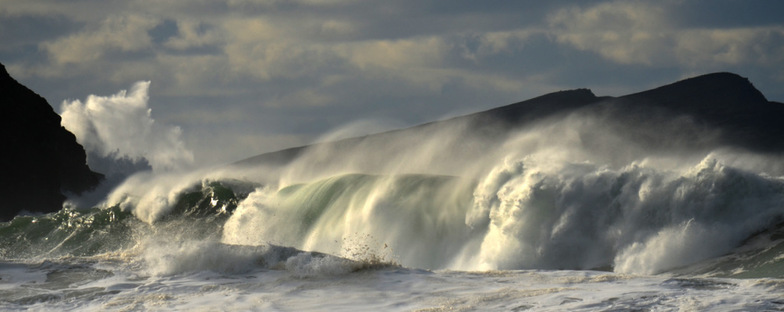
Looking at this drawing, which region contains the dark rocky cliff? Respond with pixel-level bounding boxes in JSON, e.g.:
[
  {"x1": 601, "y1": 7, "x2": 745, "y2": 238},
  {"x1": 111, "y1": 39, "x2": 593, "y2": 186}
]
[{"x1": 0, "y1": 63, "x2": 102, "y2": 221}]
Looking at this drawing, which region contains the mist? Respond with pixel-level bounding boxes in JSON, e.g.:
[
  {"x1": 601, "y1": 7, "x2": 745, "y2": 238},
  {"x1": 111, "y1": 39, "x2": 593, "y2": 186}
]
[
  {"x1": 58, "y1": 81, "x2": 196, "y2": 208},
  {"x1": 228, "y1": 108, "x2": 784, "y2": 272},
  {"x1": 60, "y1": 81, "x2": 194, "y2": 173},
  {"x1": 81, "y1": 98, "x2": 784, "y2": 274}
]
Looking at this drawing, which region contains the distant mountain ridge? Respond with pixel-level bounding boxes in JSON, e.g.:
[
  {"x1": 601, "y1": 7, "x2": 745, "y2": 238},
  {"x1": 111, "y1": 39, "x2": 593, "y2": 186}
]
[
  {"x1": 236, "y1": 72, "x2": 783, "y2": 167},
  {"x1": 617, "y1": 72, "x2": 782, "y2": 151},
  {"x1": 0, "y1": 63, "x2": 102, "y2": 221}
]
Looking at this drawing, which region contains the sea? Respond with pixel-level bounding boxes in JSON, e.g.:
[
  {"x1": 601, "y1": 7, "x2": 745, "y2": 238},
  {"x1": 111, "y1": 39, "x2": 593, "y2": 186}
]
[{"x1": 2, "y1": 114, "x2": 784, "y2": 311}]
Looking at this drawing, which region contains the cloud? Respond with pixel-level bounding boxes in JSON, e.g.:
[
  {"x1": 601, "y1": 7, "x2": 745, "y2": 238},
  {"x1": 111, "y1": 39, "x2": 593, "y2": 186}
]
[
  {"x1": 548, "y1": 1, "x2": 784, "y2": 68},
  {"x1": 674, "y1": 27, "x2": 784, "y2": 67},
  {"x1": 41, "y1": 15, "x2": 158, "y2": 64},
  {"x1": 343, "y1": 37, "x2": 448, "y2": 70},
  {"x1": 220, "y1": 17, "x2": 346, "y2": 82},
  {"x1": 23, "y1": 1, "x2": 545, "y2": 100},
  {"x1": 469, "y1": 29, "x2": 543, "y2": 57},
  {"x1": 163, "y1": 20, "x2": 223, "y2": 51},
  {"x1": 548, "y1": 1, "x2": 674, "y2": 65}
]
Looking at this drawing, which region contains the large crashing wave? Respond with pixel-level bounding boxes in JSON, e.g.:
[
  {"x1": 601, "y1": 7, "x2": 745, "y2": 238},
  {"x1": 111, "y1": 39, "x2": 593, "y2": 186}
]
[
  {"x1": 469, "y1": 155, "x2": 784, "y2": 274},
  {"x1": 11, "y1": 81, "x2": 780, "y2": 277},
  {"x1": 214, "y1": 155, "x2": 784, "y2": 274},
  {"x1": 69, "y1": 107, "x2": 784, "y2": 276}
]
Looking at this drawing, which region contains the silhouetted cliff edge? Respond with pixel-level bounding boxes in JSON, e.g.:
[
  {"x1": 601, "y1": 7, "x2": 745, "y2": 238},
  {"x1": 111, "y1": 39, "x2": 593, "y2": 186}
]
[{"x1": 0, "y1": 63, "x2": 102, "y2": 221}]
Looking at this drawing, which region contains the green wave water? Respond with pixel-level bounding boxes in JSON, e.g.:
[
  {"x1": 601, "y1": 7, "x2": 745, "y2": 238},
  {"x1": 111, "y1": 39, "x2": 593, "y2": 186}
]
[
  {"x1": 0, "y1": 179, "x2": 255, "y2": 260},
  {"x1": 2, "y1": 168, "x2": 784, "y2": 278}
]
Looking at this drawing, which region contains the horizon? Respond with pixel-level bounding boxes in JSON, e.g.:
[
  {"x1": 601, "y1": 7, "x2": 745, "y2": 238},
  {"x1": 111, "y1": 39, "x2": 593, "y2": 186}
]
[{"x1": 2, "y1": 1, "x2": 783, "y2": 166}]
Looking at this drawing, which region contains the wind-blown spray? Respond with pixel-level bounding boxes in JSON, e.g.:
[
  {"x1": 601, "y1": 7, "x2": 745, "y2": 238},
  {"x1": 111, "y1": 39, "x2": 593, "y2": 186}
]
[{"x1": 60, "y1": 81, "x2": 193, "y2": 173}]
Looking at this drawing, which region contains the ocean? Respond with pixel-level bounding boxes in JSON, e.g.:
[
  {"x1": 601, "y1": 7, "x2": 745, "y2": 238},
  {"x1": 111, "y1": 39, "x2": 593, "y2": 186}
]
[{"x1": 2, "y1": 113, "x2": 784, "y2": 311}]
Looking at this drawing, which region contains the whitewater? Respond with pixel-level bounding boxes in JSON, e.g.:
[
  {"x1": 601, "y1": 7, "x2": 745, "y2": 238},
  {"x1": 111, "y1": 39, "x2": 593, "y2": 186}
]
[{"x1": 2, "y1": 82, "x2": 784, "y2": 311}]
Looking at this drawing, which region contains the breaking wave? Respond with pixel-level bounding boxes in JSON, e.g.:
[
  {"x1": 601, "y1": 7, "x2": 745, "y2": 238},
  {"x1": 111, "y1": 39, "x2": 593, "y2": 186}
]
[{"x1": 4, "y1": 101, "x2": 784, "y2": 278}]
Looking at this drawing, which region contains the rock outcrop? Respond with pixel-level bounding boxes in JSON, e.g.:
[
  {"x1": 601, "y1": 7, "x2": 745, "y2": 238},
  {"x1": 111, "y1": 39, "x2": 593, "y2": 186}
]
[{"x1": 0, "y1": 63, "x2": 102, "y2": 221}]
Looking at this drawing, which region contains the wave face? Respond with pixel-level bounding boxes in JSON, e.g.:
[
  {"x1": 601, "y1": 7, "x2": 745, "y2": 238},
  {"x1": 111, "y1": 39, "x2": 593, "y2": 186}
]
[
  {"x1": 217, "y1": 155, "x2": 784, "y2": 275},
  {"x1": 223, "y1": 173, "x2": 475, "y2": 270},
  {"x1": 468, "y1": 156, "x2": 784, "y2": 274},
  {"x1": 3, "y1": 112, "x2": 784, "y2": 278},
  {"x1": 0, "y1": 206, "x2": 136, "y2": 259}
]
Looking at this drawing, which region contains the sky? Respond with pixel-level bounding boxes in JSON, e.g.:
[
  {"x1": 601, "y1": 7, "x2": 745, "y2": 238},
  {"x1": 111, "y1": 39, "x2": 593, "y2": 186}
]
[{"x1": 2, "y1": 0, "x2": 783, "y2": 167}]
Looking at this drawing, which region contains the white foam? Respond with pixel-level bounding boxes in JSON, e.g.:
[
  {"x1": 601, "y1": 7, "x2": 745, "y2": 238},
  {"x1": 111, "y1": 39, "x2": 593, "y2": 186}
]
[
  {"x1": 60, "y1": 81, "x2": 193, "y2": 172},
  {"x1": 3, "y1": 259, "x2": 783, "y2": 311},
  {"x1": 141, "y1": 240, "x2": 265, "y2": 276},
  {"x1": 471, "y1": 155, "x2": 784, "y2": 273},
  {"x1": 284, "y1": 252, "x2": 355, "y2": 277}
]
